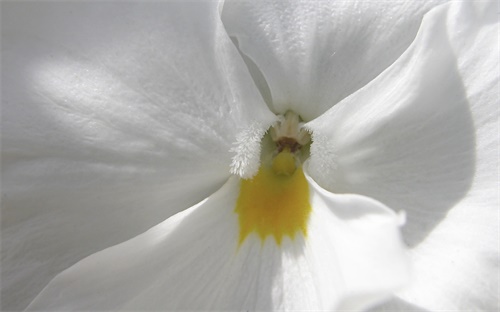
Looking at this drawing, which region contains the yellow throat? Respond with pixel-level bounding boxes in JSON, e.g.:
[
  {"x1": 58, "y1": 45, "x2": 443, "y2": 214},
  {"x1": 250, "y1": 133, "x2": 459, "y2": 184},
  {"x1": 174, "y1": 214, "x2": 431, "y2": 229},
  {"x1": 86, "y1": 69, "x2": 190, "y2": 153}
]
[{"x1": 235, "y1": 147, "x2": 312, "y2": 246}]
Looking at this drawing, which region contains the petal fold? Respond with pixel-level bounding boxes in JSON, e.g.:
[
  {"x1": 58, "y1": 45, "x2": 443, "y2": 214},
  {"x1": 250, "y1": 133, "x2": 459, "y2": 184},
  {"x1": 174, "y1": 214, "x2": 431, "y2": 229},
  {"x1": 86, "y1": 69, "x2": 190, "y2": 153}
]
[
  {"x1": 307, "y1": 1, "x2": 499, "y2": 310},
  {"x1": 26, "y1": 170, "x2": 409, "y2": 311},
  {"x1": 222, "y1": 0, "x2": 446, "y2": 120}
]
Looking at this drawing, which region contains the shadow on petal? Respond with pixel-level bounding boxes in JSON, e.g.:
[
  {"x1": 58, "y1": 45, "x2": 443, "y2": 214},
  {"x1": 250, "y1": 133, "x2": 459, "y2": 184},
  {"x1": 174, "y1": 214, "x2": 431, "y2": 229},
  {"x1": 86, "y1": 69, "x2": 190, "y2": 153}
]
[
  {"x1": 372, "y1": 296, "x2": 431, "y2": 312},
  {"x1": 307, "y1": 3, "x2": 476, "y2": 248}
]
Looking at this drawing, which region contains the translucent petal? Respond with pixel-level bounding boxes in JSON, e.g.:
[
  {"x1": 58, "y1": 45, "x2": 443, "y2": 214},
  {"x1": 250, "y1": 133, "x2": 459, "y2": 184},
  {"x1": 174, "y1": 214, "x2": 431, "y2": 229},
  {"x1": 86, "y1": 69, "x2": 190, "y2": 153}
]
[
  {"x1": 221, "y1": 0, "x2": 446, "y2": 120},
  {"x1": 1, "y1": 1, "x2": 274, "y2": 309},
  {"x1": 306, "y1": 1, "x2": 498, "y2": 310},
  {"x1": 26, "y1": 169, "x2": 409, "y2": 311}
]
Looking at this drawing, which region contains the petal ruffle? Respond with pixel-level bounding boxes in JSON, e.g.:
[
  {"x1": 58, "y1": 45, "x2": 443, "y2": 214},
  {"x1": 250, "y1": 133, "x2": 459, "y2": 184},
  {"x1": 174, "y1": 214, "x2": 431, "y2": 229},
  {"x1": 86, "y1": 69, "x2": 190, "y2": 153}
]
[
  {"x1": 26, "y1": 170, "x2": 408, "y2": 311},
  {"x1": 1, "y1": 1, "x2": 274, "y2": 310},
  {"x1": 221, "y1": 0, "x2": 446, "y2": 120},
  {"x1": 307, "y1": 1, "x2": 498, "y2": 310},
  {"x1": 304, "y1": 166, "x2": 410, "y2": 310}
]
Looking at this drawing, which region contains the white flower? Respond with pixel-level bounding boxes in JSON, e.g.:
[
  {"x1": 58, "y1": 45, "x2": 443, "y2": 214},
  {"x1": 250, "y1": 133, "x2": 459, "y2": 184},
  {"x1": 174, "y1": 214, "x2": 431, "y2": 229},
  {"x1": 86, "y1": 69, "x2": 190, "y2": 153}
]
[{"x1": 1, "y1": 0, "x2": 498, "y2": 311}]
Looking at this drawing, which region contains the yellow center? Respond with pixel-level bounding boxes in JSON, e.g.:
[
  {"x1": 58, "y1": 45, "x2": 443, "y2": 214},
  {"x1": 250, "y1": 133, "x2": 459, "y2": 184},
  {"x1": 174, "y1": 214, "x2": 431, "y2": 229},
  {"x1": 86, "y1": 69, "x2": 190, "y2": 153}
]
[{"x1": 235, "y1": 150, "x2": 312, "y2": 246}]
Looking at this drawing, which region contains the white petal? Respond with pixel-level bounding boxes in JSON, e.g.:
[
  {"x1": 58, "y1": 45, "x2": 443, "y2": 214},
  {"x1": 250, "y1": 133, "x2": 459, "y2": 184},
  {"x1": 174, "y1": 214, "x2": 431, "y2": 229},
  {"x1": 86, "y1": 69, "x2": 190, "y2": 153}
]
[
  {"x1": 26, "y1": 170, "x2": 409, "y2": 311},
  {"x1": 307, "y1": 1, "x2": 499, "y2": 310},
  {"x1": 304, "y1": 166, "x2": 410, "y2": 310},
  {"x1": 1, "y1": 1, "x2": 274, "y2": 310},
  {"x1": 221, "y1": 0, "x2": 446, "y2": 120}
]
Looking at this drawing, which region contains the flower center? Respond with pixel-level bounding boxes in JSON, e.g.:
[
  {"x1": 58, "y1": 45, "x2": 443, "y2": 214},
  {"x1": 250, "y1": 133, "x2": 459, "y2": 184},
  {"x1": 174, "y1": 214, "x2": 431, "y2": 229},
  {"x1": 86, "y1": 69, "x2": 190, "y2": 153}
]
[{"x1": 235, "y1": 112, "x2": 312, "y2": 246}]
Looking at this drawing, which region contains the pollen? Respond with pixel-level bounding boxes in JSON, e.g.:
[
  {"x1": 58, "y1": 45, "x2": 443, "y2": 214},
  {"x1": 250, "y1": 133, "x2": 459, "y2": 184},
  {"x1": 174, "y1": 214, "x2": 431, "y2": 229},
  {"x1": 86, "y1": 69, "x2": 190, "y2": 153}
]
[{"x1": 235, "y1": 111, "x2": 312, "y2": 246}]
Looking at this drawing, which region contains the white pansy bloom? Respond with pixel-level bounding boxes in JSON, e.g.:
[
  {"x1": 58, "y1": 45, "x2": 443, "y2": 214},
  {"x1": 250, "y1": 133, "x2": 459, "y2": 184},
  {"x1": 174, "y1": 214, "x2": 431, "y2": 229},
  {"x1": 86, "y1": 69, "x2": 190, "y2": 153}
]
[{"x1": 1, "y1": 0, "x2": 498, "y2": 311}]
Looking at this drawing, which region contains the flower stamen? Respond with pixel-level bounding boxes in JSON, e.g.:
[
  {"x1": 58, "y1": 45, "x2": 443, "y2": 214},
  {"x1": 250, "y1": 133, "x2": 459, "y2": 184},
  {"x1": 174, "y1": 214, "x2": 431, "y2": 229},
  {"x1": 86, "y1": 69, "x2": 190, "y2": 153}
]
[{"x1": 270, "y1": 111, "x2": 311, "y2": 151}]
